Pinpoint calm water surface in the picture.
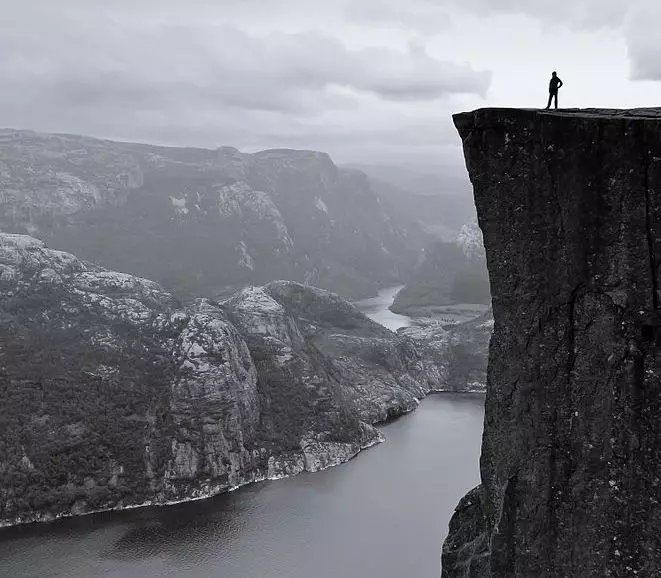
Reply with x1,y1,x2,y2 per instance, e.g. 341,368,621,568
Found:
0,288,485,578
354,285,411,331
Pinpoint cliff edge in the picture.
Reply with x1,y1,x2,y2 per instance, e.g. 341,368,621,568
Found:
442,108,661,577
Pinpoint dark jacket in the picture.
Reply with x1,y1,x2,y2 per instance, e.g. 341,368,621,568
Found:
549,76,563,93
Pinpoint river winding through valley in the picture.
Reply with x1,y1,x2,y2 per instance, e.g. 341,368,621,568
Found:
0,287,485,578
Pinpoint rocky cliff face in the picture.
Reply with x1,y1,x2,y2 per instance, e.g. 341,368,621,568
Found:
400,308,492,393
0,233,474,528
0,130,422,299
442,109,661,577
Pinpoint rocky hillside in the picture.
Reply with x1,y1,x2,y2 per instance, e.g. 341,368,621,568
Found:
0,233,480,528
400,309,492,393
391,219,491,316
442,108,661,577
0,130,423,300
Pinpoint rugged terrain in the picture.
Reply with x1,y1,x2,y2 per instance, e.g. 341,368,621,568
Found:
442,108,661,577
392,219,491,316
400,308,492,393
0,130,424,300
0,233,483,527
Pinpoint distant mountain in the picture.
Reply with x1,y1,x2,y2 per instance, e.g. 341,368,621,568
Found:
344,162,477,239
0,130,424,300
345,162,472,197
391,219,491,315
0,233,485,527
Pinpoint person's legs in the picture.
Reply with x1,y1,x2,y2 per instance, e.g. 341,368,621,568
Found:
554,92,558,109
546,93,553,109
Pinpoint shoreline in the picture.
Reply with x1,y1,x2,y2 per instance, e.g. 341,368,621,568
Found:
0,288,485,533
0,390,486,532
0,433,384,532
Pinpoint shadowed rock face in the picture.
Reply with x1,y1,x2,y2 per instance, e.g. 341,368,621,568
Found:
0,234,479,528
442,109,661,577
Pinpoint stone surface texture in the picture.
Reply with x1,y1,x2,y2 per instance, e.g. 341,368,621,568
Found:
442,108,661,577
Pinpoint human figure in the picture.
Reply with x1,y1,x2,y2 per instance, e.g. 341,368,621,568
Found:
546,71,563,109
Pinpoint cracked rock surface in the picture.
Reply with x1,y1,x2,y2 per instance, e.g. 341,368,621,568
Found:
442,108,661,577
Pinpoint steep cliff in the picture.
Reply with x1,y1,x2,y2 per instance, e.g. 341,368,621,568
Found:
0,130,423,299
442,109,661,577
0,233,477,528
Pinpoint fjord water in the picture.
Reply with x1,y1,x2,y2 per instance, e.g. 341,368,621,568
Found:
354,285,412,331
0,288,485,578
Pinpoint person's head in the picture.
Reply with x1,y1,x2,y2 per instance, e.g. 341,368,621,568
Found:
552,71,557,77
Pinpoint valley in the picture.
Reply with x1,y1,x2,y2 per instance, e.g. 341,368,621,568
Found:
0,287,485,578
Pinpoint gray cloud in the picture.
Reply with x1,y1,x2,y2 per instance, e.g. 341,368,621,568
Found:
1,24,488,105
4,0,657,188
457,0,628,29
346,0,629,33
0,8,489,111
345,0,452,34
0,2,489,175
626,2,661,80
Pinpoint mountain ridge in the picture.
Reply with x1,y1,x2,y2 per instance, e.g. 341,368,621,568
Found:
0,128,427,300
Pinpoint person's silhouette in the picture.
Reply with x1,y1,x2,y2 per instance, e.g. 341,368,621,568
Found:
546,71,563,109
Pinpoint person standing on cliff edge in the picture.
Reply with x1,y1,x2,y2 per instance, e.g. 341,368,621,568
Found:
546,71,563,109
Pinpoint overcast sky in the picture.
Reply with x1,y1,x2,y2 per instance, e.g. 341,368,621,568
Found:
2,0,661,183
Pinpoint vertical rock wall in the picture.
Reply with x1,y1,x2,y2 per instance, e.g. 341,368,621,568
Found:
442,108,661,577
